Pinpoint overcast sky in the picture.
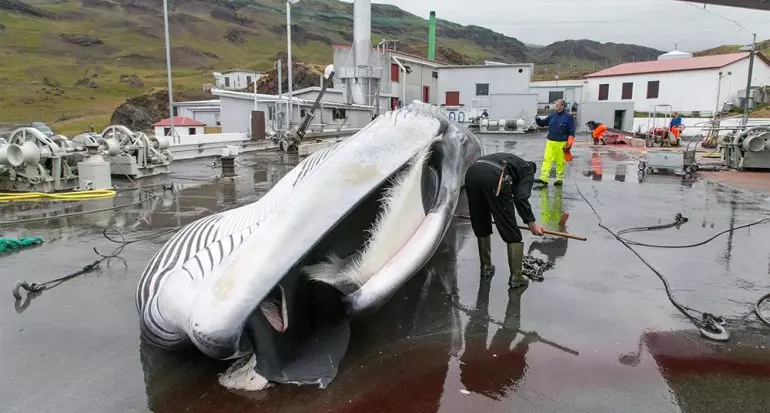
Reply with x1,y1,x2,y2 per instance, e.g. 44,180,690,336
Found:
366,0,769,52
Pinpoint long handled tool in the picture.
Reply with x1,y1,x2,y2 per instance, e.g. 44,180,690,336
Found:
454,214,588,241
494,160,508,196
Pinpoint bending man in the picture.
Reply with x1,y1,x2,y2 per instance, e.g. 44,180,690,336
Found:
534,99,575,186
465,152,545,289
585,120,607,145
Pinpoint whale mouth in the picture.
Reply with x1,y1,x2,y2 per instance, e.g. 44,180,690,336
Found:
237,145,443,388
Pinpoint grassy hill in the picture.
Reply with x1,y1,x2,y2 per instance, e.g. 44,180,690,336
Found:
694,39,770,58
1,0,667,135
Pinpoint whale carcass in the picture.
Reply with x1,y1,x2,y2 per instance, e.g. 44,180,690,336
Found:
135,101,483,389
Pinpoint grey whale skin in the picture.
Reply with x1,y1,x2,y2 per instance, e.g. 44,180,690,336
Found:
135,100,484,388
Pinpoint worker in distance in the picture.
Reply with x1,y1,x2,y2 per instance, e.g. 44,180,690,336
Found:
585,120,607,145
534,99,576,186
464,152,545,289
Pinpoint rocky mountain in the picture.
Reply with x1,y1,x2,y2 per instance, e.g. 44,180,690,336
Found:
0,0,667,134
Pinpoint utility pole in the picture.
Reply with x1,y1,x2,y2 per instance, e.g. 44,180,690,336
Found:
162,0,175,143
742,33,757,128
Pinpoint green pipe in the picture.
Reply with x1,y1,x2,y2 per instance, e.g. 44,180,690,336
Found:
428,11,436,60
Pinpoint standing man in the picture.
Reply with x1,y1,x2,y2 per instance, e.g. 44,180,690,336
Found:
670,112,684,143
465,152,545,289
534,99,576,186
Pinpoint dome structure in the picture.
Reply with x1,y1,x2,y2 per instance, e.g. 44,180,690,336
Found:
657,50,693,61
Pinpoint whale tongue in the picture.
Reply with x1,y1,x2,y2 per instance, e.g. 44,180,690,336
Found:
259,285,288,332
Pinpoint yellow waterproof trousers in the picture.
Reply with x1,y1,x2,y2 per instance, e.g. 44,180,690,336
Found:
539,139,567,182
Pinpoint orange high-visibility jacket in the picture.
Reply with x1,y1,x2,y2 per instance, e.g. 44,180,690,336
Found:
592,124,607,139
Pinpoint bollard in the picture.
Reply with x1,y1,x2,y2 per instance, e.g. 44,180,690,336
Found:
220,155,236,178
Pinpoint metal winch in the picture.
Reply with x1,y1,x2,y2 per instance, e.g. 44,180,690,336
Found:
98,125,173,178
723,125,770,170
0,127,87,192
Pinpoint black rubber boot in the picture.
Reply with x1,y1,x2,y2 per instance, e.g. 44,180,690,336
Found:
507,242,529,289
477,236,495,279
534,178,548,186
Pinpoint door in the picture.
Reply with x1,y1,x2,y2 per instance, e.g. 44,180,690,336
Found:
423,86,430,103
391,97,399,110
613,110,625,130
445,91,460,106
251,111,265,140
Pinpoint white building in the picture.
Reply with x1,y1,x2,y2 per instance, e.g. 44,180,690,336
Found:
529,79,585,112
174,100,221,127
211,87,378,138
214,70,263,90
153,116,206,138
583,52,770,115
437,63,538,121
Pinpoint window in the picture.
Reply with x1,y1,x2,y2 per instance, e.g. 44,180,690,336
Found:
225,77,230,87
391,63,399,82
163,127,170,136
647,81,660,99
622,82,633,100
476,83,489,96
247,76,252,86
188,128,197,135
548,91,564,102
432,71,438,79
598,84,609,101
332,108,346,120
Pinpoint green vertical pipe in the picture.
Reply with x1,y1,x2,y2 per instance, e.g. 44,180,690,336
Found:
428,11,436,60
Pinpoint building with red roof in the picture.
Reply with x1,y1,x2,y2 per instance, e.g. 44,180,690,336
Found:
582,51,770,114
152,116,207,138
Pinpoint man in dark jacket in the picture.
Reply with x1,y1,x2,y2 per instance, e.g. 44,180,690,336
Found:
464,152,545,289
534,99,575,186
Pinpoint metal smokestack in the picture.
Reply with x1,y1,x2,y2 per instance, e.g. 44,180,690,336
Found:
351,0,371,105
428,11,436,61
353,0,371,68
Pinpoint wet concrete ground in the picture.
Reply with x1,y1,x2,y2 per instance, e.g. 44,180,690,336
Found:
2,132,770,413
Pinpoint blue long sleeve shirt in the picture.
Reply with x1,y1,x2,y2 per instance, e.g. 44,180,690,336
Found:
535,110,576,142
670,116,683,128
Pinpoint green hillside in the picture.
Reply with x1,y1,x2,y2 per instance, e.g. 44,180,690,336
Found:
1,0,667,135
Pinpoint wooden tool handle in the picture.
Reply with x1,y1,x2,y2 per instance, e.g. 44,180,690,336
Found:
517,225,587,241
454,214,587,241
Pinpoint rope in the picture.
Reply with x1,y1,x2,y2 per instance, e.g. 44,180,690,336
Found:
11,226,176,300
0,189,117,202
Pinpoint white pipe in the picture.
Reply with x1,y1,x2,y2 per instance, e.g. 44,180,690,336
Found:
392,56,406,106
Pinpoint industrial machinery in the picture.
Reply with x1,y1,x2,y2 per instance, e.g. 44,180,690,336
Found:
469,116,537,134
98,125,173,177
0,127,86,192
0,123,172,193
723,125,770,170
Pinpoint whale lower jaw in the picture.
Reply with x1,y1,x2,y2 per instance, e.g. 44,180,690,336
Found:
343,210,450,314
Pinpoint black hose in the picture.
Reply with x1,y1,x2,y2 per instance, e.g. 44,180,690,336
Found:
574,183,717,329
755,293,770,327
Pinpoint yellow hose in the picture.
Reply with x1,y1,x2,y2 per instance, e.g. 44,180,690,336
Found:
0,189,117,202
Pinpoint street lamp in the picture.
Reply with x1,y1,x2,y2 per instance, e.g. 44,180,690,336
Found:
286,0,300,131
715,71,731,118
